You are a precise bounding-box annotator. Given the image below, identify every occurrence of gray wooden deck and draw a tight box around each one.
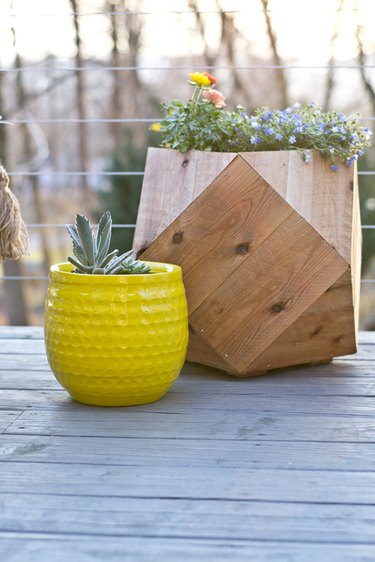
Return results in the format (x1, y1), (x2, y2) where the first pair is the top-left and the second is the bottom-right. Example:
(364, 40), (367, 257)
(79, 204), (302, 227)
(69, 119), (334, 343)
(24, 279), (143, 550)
(1, 327), (375, 561)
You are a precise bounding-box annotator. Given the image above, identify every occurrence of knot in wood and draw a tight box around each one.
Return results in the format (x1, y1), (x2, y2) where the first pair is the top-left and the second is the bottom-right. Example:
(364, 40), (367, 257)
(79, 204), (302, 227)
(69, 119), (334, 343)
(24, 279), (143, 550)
(172, 232), (184, 244)
(271, 302), (285, 314)
(236, 243), (249, 255)
(181, 159), (190, 168)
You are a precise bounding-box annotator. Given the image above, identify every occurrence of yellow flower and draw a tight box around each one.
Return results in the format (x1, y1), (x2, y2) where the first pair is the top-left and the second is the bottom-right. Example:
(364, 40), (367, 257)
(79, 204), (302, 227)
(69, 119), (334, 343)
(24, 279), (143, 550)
(189, 72), (211, 87)
(149, 122), (162, 132)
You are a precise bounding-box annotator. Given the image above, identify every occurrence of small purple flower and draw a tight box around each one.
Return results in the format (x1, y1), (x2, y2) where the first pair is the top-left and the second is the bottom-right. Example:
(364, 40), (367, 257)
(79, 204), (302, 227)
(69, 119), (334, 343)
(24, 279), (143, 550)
(263, 126), (274, 135)
(241, 111), (248, 119)
(363, 127), (373, 139)
(275, 133), (283, 140)
(250, 135), (260, 145)
(251, 120), (260, 130)
(289, 135), (296, 144)
(330, 164), (339, 172)
(358, 149), (364, 156)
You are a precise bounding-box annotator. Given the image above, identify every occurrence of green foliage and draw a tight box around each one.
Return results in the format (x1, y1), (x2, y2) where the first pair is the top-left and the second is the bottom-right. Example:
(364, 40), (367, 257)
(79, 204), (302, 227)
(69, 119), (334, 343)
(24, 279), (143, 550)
(66, 211), (151, 275)
(154, 72), (372, 170)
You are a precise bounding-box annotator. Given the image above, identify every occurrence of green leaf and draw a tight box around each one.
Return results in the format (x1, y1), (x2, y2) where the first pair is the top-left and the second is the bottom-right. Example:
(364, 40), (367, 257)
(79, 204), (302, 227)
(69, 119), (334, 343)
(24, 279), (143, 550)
(75, 214), (95, 265)
(95, 212), (112, 265)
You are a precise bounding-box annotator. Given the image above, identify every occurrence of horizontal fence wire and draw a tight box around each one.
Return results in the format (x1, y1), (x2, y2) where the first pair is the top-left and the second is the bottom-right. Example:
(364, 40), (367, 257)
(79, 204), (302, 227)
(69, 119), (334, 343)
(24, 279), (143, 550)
(6, 7), (373, 17)
(5, 117), (375, 124)
(1, 7), (375, 286)
(3, 64), (375, 73)
(7, 171), (375, 176)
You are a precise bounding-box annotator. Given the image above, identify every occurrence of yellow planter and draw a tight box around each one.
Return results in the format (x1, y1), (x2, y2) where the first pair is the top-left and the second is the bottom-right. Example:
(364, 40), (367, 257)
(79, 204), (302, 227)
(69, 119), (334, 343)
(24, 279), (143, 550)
(44, 262), (188, 406)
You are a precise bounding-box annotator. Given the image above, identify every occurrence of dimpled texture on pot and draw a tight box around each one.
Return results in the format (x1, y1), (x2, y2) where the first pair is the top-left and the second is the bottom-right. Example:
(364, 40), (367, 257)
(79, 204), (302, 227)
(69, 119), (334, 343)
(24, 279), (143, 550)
(44, 262), (188, 406)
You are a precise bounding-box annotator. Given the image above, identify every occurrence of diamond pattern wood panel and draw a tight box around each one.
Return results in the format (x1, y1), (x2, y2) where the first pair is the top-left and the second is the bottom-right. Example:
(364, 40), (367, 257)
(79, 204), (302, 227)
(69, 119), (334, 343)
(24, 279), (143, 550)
(134, 150), (360, 376)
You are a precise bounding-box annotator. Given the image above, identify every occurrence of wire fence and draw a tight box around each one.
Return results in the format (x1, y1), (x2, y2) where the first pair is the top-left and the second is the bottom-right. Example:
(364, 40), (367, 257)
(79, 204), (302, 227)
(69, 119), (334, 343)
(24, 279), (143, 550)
(1, 3), (375, 297)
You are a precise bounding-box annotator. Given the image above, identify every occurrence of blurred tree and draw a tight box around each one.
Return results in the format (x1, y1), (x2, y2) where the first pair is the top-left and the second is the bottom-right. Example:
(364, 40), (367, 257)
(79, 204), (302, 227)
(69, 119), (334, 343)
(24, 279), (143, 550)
(358, 153), (375, 275)
(96, 127), (158, 253)
(260, 0), (288, 108)
(70, 0), (92, 210)
(323, 0), (345, 111)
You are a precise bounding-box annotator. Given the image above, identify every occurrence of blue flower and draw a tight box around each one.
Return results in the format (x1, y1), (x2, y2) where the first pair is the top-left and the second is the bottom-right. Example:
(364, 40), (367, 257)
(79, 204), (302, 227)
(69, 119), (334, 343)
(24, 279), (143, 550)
(250, 120), (260, 130)
(358, 149), (364, 156)
(250, 135), (260, 145)
(289, 135), (296, 144)
(263, 126), (274, 135)
(363, 127), (373, 139)
(331, 126), (338, 133)
(260, 110), (273, 121)
(275, 133), (283, 140)
(330, 164), (339, 172)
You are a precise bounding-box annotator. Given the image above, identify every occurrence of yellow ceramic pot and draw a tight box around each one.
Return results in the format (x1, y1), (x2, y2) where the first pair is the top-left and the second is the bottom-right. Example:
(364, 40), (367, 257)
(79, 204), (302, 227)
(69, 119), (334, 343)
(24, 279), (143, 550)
(44, 262), (188, 406)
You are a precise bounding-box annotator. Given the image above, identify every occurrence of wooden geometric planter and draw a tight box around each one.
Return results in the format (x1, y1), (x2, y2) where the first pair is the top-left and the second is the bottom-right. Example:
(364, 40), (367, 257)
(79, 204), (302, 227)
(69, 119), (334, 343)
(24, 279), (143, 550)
(133, 148), (361, 377)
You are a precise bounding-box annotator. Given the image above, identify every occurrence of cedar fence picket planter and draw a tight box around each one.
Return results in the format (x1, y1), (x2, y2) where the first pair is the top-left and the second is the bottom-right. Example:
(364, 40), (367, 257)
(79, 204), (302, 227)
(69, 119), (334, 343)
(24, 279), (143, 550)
(133, 148), (361, 377)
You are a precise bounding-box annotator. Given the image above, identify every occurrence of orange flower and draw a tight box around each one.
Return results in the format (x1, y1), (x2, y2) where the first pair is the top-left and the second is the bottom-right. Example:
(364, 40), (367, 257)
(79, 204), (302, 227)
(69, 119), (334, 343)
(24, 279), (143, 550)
(203, 72), (217, 86)
(202, 89), (226, 108)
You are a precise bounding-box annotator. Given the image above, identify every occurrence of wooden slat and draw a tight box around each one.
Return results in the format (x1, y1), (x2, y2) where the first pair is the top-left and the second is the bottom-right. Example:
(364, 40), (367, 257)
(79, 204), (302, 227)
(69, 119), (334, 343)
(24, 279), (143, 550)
(191, 212), (347, 372)
(3, 434), (375, 471)
(141, 156), (294, 313)
(0, 411), (22, 432)
(2, 364), (375, 395)
(2, 462), (375, 504)
(0, 326), (44, 339)
(1, 492), (375, 543)
(246, 271), (357, 374)
(6, 408), (375, 442)
(0, 536), (373, 562)
(4, 385), (375, 416)
(240, 151), (355, 264)
(133, 148), (236, 255)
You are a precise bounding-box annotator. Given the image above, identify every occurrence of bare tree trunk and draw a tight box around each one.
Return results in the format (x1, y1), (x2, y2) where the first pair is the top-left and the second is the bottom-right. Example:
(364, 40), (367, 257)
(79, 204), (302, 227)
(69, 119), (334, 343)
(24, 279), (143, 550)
(214, 1), (253, 107)
(355, 14), (375, 116)
(188, 0), (218, 68)
(0, 66), (30, 325)
(260, 0), (288, 108)
(323, 0), (345, 111)
(123, 1), (142, 119)
(11, 27), (52, 273)
(70, 0), (92, 210)
(108, 0), (123, 148)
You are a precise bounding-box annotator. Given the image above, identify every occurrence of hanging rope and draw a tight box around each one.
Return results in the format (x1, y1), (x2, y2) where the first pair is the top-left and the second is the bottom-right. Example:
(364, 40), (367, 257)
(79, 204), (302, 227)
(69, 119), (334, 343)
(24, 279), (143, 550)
(0, 165), (29, 260)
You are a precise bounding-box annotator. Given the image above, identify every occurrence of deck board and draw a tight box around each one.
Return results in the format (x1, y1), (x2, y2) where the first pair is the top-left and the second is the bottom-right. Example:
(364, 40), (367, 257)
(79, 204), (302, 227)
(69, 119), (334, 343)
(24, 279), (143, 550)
(1, 326), (375, 561)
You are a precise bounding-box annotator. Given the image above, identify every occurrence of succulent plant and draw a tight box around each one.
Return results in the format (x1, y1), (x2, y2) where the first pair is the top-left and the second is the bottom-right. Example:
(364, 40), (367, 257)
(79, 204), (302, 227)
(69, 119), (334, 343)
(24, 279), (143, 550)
(66, 211), (152, 275)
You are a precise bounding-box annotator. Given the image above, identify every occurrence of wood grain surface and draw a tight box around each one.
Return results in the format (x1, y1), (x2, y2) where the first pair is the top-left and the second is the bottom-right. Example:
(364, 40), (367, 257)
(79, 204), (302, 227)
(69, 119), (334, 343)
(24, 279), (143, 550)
(1, 327), (375, 561)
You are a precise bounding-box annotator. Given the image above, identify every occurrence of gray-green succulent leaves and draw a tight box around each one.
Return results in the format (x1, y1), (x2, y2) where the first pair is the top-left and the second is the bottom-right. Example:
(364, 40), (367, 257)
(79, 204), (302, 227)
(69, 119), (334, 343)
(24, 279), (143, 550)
(66, 211), (152, 275)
